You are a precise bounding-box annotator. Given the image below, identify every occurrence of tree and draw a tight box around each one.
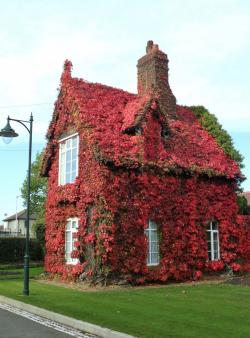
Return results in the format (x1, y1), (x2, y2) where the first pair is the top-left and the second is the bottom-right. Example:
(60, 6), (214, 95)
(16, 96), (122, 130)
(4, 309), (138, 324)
(237, 195), (250, 215)
(21, 151), (48, 241)
(190, 106), (244, 168)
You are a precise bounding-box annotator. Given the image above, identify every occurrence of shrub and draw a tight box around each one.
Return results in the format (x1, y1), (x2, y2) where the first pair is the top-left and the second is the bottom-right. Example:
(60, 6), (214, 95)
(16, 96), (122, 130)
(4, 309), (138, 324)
(0, 238), (44, 263)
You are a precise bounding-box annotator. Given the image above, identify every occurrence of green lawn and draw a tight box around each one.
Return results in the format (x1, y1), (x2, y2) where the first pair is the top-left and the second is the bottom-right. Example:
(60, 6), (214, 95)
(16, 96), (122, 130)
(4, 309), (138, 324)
(0, 268), (249, 338)
(0, 267), (43, 280)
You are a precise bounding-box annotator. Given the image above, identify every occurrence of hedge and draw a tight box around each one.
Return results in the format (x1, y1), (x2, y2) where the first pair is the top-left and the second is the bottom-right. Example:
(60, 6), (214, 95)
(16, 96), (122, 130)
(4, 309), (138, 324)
(0, 238), (44, 263)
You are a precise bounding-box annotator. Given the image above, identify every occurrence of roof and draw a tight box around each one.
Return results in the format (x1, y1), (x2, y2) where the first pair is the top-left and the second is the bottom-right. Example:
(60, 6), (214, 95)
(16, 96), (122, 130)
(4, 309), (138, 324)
(41, 60), (240, 180)
(3, 209), (37, 222)
(242, 192), (250, 205)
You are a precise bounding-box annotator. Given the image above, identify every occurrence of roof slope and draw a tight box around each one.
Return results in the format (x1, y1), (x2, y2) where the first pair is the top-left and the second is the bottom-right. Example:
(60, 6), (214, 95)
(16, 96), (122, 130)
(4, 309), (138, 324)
(41, 61), (240, 180)
(3, 209), (37, 221)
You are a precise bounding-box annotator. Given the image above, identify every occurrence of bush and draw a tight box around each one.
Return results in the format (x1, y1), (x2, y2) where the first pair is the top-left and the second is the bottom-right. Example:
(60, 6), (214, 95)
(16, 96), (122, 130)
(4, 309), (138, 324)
(0, 238), (44, 263)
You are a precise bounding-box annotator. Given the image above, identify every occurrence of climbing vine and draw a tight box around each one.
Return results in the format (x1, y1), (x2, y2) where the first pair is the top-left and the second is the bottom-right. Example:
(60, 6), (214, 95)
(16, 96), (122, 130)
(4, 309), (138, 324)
(43, 61), (250, 284)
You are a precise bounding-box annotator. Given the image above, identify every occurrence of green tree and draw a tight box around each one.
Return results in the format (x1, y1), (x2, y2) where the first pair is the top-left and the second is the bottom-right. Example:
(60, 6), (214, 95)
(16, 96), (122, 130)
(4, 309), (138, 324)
(21, 151), (47, 242)
(190, 106), (244, 168)
(237, 195), (250, 215)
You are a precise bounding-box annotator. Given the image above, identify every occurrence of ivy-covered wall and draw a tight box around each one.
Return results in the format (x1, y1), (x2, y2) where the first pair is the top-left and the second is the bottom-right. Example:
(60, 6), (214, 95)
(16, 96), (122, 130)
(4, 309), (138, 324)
(44, 121), (249, 283)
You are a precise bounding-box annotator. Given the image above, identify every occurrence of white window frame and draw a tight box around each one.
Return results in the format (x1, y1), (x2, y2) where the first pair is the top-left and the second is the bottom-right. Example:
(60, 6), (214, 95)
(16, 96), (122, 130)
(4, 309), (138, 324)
(65, 218), (79, 265)
(58, 133), (79, 185)
(206, 221), (220, 261)
(145, 220), (160, 266)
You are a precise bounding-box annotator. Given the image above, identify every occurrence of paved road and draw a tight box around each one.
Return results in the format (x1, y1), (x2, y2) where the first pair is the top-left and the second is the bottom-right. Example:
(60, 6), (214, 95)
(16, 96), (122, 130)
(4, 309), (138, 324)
(0, 305), (94, 338)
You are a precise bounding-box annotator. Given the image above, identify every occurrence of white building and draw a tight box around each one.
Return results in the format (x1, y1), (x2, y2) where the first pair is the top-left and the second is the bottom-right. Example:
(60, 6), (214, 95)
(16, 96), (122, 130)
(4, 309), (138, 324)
(2, 210), (36, 238)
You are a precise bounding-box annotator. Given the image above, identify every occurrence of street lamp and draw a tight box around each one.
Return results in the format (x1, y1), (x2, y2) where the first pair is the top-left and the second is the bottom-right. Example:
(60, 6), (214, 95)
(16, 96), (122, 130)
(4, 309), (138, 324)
(0, 114), (33, 296)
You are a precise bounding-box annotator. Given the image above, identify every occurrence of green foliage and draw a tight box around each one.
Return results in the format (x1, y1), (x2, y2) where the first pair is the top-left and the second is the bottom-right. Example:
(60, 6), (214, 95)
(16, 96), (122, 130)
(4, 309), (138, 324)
(34, 223), (45, 253)
(190, 106), (244, 168)
(21, 151), (47, 238)
(0, 238), (44, 263)
(237, 195), (250, 215)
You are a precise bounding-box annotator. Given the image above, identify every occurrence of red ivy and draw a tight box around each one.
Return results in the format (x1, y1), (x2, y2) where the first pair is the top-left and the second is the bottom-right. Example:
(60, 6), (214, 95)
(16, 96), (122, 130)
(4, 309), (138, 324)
(43, 61), (250, 284)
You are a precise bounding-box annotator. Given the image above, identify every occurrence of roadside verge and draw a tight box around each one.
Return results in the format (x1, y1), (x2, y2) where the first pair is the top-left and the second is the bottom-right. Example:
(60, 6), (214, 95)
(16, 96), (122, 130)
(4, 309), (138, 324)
(0, 295), (135, 338)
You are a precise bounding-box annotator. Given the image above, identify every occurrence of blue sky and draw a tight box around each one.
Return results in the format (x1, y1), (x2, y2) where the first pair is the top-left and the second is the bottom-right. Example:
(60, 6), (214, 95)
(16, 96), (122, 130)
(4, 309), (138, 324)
(0, 0), (249, 221)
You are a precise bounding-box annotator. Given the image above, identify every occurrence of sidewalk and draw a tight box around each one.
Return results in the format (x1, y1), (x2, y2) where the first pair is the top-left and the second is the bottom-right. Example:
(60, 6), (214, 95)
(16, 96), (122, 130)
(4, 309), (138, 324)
(0, 295), (135, 338)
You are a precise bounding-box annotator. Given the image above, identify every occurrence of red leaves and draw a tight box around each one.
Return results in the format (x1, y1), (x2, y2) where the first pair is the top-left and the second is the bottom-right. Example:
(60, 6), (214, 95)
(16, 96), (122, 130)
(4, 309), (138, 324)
(43, 61), (249, 284)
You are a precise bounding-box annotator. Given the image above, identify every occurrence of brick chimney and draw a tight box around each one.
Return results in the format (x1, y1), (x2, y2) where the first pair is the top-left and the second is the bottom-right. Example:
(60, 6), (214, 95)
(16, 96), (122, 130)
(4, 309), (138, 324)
(137, 41), (176, 117)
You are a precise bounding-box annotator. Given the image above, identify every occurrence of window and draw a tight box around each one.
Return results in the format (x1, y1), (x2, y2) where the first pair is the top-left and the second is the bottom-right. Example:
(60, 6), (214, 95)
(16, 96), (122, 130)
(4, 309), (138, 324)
(65, 218), (79, 264)
(145, 220), (160, 266)
(206, 221), (220, 261)
(59, 134), (79, 185)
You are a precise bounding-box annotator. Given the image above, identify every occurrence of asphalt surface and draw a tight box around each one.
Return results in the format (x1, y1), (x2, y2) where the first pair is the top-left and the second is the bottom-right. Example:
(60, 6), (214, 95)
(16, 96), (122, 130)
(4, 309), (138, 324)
(0, 306), (94, 338)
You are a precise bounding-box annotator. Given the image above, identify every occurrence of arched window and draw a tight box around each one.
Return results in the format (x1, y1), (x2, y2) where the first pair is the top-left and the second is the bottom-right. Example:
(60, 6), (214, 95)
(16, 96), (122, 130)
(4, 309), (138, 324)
(206, 221), (220, 261)
(145, 220), (160, 266)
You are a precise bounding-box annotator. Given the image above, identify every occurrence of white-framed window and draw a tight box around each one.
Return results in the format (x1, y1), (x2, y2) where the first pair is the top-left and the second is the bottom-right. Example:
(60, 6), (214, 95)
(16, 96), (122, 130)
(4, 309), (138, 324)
(145, 220), (160, 266)
(65, 218), (79, 264)
(206, 221), (220, 261)
(59, 133), (79, 185)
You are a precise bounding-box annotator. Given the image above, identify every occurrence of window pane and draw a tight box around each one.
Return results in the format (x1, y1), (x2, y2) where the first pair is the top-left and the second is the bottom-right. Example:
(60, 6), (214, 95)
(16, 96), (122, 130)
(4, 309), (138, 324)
(72, 136), (78, 148)
(66, 232), (71, 242)
(66, 172), (71, 184)
(72, 148), (77, 161)
(213, 232), (218, 241)
(149, 220), (157, 230)
(212, 221), (218, 230)
(151, 241), (158, 253)
(151, 253), (159, 264)
(66, 139), (71, 149)
(66, 161), (71, 174)
(214, 240), (219, 252)
(66, 149), (71, 163)
(72, 160), (77, 172)
(65, 241), (71, 253)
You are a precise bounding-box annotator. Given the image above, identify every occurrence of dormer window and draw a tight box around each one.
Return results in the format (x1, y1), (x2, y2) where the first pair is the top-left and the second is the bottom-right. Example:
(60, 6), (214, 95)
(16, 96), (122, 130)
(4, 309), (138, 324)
(59, 133), (79, 185)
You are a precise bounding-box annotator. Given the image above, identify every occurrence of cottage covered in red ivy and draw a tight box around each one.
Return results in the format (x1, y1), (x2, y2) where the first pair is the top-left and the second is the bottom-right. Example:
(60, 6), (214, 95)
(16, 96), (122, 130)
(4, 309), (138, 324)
(41, 41), (249, 283)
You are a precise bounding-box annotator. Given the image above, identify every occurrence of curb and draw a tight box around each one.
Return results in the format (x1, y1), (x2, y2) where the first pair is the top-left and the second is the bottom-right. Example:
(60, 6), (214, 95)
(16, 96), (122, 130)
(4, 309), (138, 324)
(0, 295), (135, 338)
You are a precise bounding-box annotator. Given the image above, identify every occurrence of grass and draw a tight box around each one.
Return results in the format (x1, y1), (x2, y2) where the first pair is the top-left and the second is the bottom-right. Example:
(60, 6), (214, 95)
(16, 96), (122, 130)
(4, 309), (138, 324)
(0, 268), (249, 338)
(0, 267), (43, 279)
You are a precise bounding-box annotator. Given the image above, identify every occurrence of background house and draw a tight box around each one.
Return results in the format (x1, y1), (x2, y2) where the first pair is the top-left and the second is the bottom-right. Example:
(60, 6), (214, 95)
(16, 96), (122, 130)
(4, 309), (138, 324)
(242, 191), (250, 206)
(2, 209), (36, 238)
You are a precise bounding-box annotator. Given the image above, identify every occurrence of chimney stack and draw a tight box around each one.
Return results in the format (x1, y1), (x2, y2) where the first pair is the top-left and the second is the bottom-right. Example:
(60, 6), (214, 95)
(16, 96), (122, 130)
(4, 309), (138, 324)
(137, 41), (176, 117)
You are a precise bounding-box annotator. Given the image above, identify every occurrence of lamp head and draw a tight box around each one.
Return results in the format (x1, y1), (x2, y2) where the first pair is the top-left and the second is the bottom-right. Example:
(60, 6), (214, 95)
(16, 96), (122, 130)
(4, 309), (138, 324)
(0, 117), (18, 144)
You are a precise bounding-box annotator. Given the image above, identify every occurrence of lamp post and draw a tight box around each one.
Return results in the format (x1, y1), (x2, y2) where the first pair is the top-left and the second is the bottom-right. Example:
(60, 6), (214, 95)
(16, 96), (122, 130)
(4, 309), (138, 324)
(0, 114), (33, 296)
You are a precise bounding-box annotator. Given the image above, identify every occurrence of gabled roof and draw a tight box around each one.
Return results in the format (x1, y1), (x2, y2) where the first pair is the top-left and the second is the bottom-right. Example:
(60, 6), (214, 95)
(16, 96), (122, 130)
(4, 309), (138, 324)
(41, 61), (240, 180)
(3, 209), (37, 222)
